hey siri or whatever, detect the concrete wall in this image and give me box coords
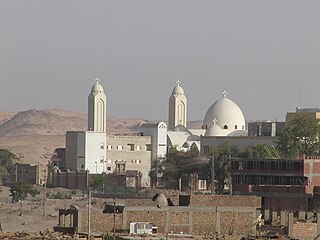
[52,171,88,189]
[65,131,85,172]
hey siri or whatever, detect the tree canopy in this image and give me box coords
[9,181,39,201]
[150,142,280,192]
[0,149,18,179]
[149,147,205,189]
[277,114,320,158]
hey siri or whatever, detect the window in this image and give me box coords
[107,145,112,150]
[223,125,228,129]
[100,156,104,163]
[235,125,237,130]
[199,180,207,190]
[117,145,123,150]
[81,164,84,169]
[146,144,152,151]
[107,167,111,171]
[100,143,104,150]
[127,144,134,151]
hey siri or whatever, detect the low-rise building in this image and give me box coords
[231,156,320,212]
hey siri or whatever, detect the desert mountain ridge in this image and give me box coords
[0,108,202,165]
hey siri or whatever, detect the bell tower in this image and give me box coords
[88,77,107,132]
[168,80,187,130]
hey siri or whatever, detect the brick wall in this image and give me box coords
[293,222,316,238]
[79,195,259,235]
[192,212,216,234]
[189,195,261,208]
[220,212,253,235]
[125,198,156,207]
[82,213,122,234]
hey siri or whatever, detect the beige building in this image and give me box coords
[105,135,152,187]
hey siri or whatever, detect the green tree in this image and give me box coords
[9,181,39,201]
[0,149,18,178]
[150,147,205,190]
[89,175,104,192]
[208,142,239,194]
[277,114,320,158]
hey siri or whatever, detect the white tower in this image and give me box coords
[168,80,187,130]
[88,78,107,132]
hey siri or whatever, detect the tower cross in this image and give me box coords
[176,79,181,86]
[95,77,100,83]
[212,118,218,125]
[222,90,228,98]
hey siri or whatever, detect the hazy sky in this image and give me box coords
[1,1,320,121]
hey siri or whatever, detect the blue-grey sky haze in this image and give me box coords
[1,1,320,121]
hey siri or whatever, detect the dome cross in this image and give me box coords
[212,118,218,125]
[176,79,181,86]
[222,90,228,98]
[95,77,100,83]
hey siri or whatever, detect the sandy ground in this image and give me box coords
[0,186,106,234]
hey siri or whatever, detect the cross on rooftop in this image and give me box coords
[95,77,100,83]
[212,118,218,125]
[222,90,228,98]
[176,79,181,86]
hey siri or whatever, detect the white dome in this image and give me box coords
[91,78,104,94]
[203,94,245,135]
[205,124,225,136]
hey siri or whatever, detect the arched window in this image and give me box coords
[224,125,228,129]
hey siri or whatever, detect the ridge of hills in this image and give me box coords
[0,109,146,136]
[0,109,145,165]
[0,109,202,165]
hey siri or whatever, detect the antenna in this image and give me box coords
[298,85,301,108]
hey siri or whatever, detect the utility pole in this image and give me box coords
[43,169,47,220]
[211,155,215,194]
[113,198,116,240]
[88,189,91,240]
[228,155,232,195]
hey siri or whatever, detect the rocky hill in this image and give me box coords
[0,109,145,136]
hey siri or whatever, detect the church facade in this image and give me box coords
[65,78,154,187]
[64,77,281,189]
